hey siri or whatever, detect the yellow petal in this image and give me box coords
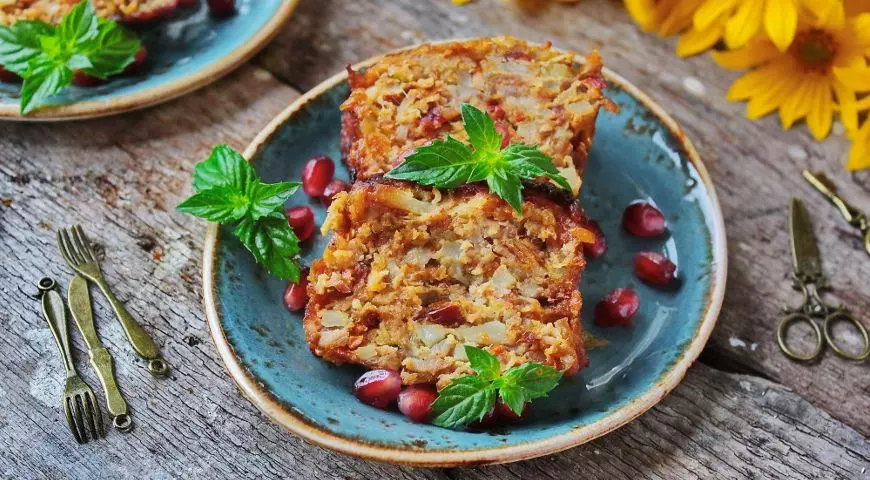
[846,123,870,170]
[779,76,812,128]
[764,0,798,51]
[833,80,859,131]
[677,22,724,57]
[724,0,764,48]
[845,0,870,16]
[806,79,834,140]
[746,68,797,119]
[849,14,870,48]
[658,0,703,36]
[625,0,658,32]
[801,0,844,26]
[712,38,780,69]
[833,65,870,92]
[694,0,737,30]
[727,59,789,101]
[853,96,870,112]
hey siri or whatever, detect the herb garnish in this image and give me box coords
[385,104,571,213]
[0,1,141,114]
[431,345,562,429]
[178,145,304,282]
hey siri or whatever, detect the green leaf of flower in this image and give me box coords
[176,185,250,223]
[464,345,501,382]
[232,212,302,282]
[431,375,497,429]
[192,144,256,192]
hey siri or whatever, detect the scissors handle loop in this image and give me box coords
[777,313,824,361]
[823,311,870,361]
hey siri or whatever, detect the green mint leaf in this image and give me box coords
[385,136,483,188]
[464,345,501,382]
[502,144,572,192]
[247,181,300,220]
[498,383,526,416]
[58,1,99,48]
[461,103,502,154]
[0,21,55,75]
[20,58,70,114]
[176,185,250,223]
[232,212,302,282]
[81,18,140,78]
[486,169,524,214]
[502,362,562,400]
[431,376,497,429]
[193,145,256,192]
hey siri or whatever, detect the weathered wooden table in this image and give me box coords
[3,1,869,478]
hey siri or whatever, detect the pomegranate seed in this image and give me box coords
[634,252,677,286]
[207,0,236,16]
[0,66,20,82]
[301,155,335,197]
[594,288,640,327]
[582,220,607,260]
[398,384,437,423]
[286,205,315,242]
[321,180,351,206]
[354,369,402,409]
[623,202,666,237]
[72,71,105,87]
[283,272,309,313]
[425,303,465,327]
[469,408,498,429]
[123,47,149,75]
[494,400,529,422]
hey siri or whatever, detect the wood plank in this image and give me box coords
[256,0,870,436]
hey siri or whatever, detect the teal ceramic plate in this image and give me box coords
[0,0,297,120]
[203,46,727,467]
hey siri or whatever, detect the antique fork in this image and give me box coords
[37,277,105,443]
[56,225,169,376]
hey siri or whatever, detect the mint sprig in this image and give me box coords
[385,104,571,214]
[431,346,562,429]
[177,145,303,282]
[0,1,141,114]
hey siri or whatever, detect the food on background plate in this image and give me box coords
[340,36,613,195]
[304,179,590,389]
[0,0,210,25]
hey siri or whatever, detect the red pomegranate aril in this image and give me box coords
[469,408,498,429]
[0,66,20,82]
[398,384,437,423]
[123,47,149,75]
[207,0,236,16]
[583,220,607,260]
[286,205,315,242]
[634,252,677,286]
[283,273,309,313]
[72,71,105,87]
[426,304,465,327]
[321,179,351,206]
[354,369,402,409]
[494,400,529,423]
[623,202,666,237]
[595,288,640,327]
[301,155,335,197]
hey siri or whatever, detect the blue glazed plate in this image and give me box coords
[203,46,728,467]
[0,0,297,120]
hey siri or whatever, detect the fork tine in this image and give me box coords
[60,229,85,266]
[73,395,91,443]
[82,393,102,440]
[88,392,104,438]
[64,397,83,444]
[69,226,94,264]
[56,231,75,267]
[72,225,97,264]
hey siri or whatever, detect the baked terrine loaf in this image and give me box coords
[1,0,178,25]
[340,36,610,195]
[304,180,591,388]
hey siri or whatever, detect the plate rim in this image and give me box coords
[202,40,729,467]
[0,0,299,121]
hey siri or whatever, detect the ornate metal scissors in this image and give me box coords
[802,170,870,258]
[776,198,870,361]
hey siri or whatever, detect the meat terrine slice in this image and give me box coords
[304,179,591,388]
[1,0,178,25]
[340,36,611,195]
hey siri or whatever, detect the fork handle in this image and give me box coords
[40,285,77,375]
[94,279,161,360]
[89,347,129,417]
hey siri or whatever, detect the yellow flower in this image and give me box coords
[624,0,705,37]
[713,13,870,140]
[847,122,870,170]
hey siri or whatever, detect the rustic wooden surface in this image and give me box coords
[1,0,869,478]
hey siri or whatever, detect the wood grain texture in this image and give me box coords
[1,0,869,478]
[256,0,870,437]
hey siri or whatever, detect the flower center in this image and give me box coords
[790,29,838,72]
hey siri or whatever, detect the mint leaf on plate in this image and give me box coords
[176,185,250,223]
[233,212,302,282]
[431,375,497,429]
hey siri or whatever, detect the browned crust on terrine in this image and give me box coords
[1,0,178,25]
[339,36,612,194]
[304,178,590,388]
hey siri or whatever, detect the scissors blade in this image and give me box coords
[789,198,823,279]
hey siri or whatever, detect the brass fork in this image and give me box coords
[38,277,104,443]
[56,225,169,376]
